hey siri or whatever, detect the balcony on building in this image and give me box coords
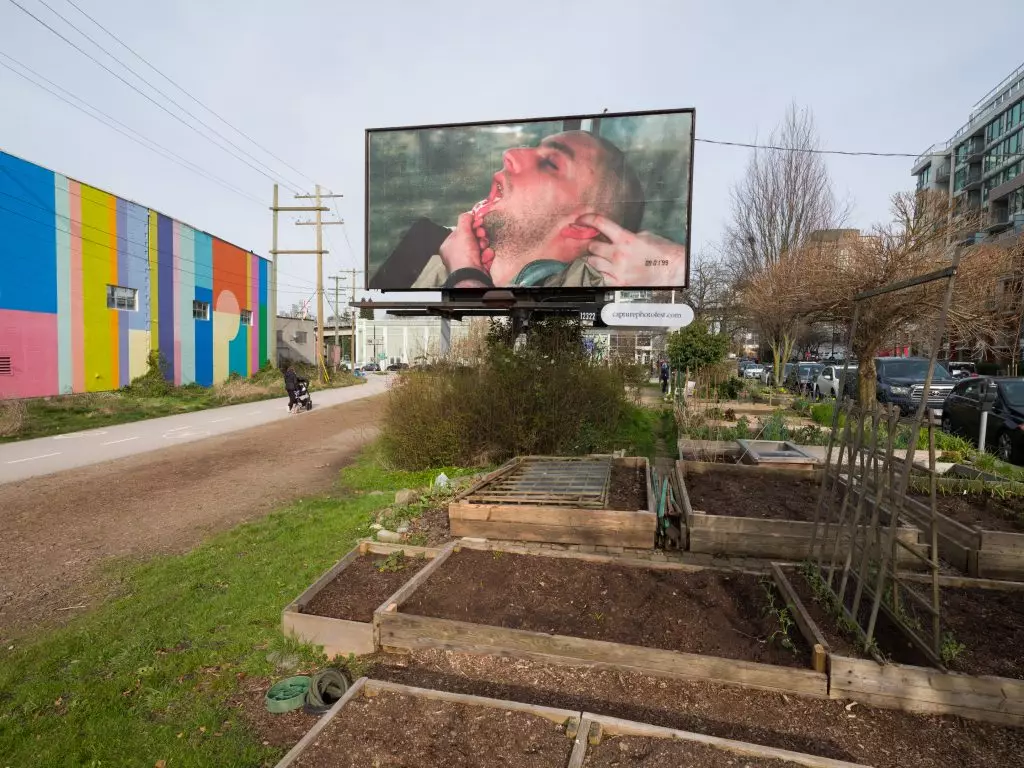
[964,168,984,191]
[965,136,986,163]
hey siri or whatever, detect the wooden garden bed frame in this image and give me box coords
[281,540,452,658]
[274,677,582,768]
[374,538,829,698]
[275,678,869,768]
[448,456,657,549]
[677,461,927,567]
[568,712,872,768]
[773,563,1024,727]
[841,475,1024,580]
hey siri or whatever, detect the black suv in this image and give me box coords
[875,357,955,416]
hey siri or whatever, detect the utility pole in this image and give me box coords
[329,274,344,368]
[272,186,343,382]
[339,268,364,370]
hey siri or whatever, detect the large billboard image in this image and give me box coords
[365,108,694,291]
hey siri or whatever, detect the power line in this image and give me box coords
[62,0,317,190]
[5,0,304,193]
[0,52,265,206]
[696,136,1024,164]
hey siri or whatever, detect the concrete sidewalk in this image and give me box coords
[0,375,390,485]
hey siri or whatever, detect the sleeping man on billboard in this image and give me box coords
[381,131,687,290]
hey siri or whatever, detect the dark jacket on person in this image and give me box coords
[284,369,299,392]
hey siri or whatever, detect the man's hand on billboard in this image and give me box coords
[577,214,687,287]
[440,213,490,288]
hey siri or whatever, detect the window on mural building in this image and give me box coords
[106,285,137,312]
[240,310,253,326]
[294,331,308,344]
[193,300,210,321]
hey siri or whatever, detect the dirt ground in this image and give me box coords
[290,689,573,768]
[302,553,429,623]
[584,736,796,767]
[401,549,808,668]
[0,395,385,641]
[910,490,1024,533]
[684,468,822,521]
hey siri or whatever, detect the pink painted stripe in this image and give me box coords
[69,180,85,393]
[173,221,182,386]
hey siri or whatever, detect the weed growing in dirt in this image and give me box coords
[758,577,795,653]
[798,562,882,658]
[0,448,467,766]
[376,551,409,573]
[941,632,967,667]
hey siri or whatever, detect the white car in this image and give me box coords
[814,364,858,400]
[743,363,765,379]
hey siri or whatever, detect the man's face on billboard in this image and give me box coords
[476,131,614,256]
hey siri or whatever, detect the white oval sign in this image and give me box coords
[600,302,694,328]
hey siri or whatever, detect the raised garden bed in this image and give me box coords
[376,540,829,698]
[845,477,1024,580]
[448,456,656,549]
[281,540,450,658]
[774,564,1024,726]
[571,713,870,768]
[679,462,927,565]
[275,678,580,768]
[677,438,739,462]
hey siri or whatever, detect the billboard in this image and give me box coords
[365,108,694,292]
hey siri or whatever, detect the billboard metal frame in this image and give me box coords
[363,107,696,293]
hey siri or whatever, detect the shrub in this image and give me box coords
[716,378,743,400]
[791,397,811,416]
[380,318,633,469]
[0,398,27,437]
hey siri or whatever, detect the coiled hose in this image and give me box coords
[303,668,350,715]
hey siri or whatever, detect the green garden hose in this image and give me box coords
[265,676,311,714]
[304,668,350,715]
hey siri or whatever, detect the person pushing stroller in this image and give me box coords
[284,365,311,413]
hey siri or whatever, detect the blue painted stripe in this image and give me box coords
[194,231,213,291]
[116,198,130,387]
[157,213,175,380]
[194,285,213,386]
[124,201,149,333]
[177,223,196,384]
[0,152,57,313]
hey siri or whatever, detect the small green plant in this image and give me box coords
[339,652,373,680]
[759,410,790,442]
[376,551,409,573]
[791,397,811,416]
[492,549,504,559]
[405,532,428,547]
[591,612,604,621]
[941,632,967,667]
[717,377,743,400]
[759,577,796,652]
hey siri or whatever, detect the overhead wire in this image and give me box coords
[61,0,317,190]
[5,0,306,194]
[696,136,1024,164]
[0,53,265,206]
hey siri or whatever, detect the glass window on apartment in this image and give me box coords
[294,331,308,344]
[240,309,252,326]
[106,284,137,311]
[1011,102,1022,130]
[193,300,210,321]
[954,167,967,192]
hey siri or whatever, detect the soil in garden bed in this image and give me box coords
[909,490,1024,533]
[784,567,926,666]
[684,467,821,521]
[401,549,809,668]
[584,736,802,767]
[939,587,1024,679]
[290,689,573,768]
[608,461,647,510]
[368,648,1024,768]
[301,553,429,622]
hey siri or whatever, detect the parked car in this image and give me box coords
[875,357,955,417]
[947,361,978,380]
[785,362,823,394]
[743,362,765,379]
[386,362,409,372]
[737,359,753,377]
[813,364,859,400]
[361,362,381,372]
[941,377,1024,464]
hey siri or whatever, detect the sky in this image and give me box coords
[1,0,1021,313]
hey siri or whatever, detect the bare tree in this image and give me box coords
[818,191,1011,403]
[724,104,848,284]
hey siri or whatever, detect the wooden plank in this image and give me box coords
[974,549,1024,581]
[896,571,1024,591]
[829,655,1024,726]
[362,679,582,727]
[450,503,653,524]
[583,713,873,768]
[451,458,522,503]
[566,716,592,768]
[688,513,921,540]
[274,677,369,768]
[771,564,831,664]
[378,611,828,698]
[450,519,654,549]
[682,460,821,479]
[281,611,375,658]
[285,546,363,612]
[373,540,457,615]
[688,528,927,567]
[361,541,443,558]
[980,530,1024,552]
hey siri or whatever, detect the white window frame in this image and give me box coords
[240,309,253,326]
[106,284,138,312]
[193,300,211,321]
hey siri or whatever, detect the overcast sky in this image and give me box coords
[1,0,1021,311]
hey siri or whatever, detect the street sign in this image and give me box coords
[599,302,694,329]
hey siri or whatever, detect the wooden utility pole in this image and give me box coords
[329,274,344,367]
[273,187,343,382]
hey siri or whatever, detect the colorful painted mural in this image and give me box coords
[0,150,271,399]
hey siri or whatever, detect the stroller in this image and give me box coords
[290,378,313,413]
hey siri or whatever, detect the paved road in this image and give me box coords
[0,375,390,485]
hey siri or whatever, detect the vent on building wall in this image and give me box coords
[0,356,11,376]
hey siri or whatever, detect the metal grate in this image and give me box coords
[0,356,11,376]
[466,456,613,508]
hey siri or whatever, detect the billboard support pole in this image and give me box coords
[270,184,279,367]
